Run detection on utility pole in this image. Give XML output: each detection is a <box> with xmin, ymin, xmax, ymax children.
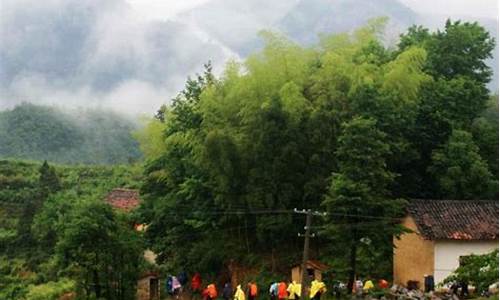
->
<box><xmin>295</xmin><ymin>209</ymin><xmax>326</xmax><ymax>300</ymax></box>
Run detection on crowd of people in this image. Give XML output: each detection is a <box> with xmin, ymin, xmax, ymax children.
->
<box><xmin>163</xmin><ymin>273</ymin><xmax>483</xmax><ymax>300</ymax></box>
<box><xmin>163</xmin><ymin>273</ymin><xmax>328</xmax><ymax>300</ymax></box>
<box><xmin>206</xmin><ymin>279</ymin><xmax>327</xmax><ymax>300</ymax></box>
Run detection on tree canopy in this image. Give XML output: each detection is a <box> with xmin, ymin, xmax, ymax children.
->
<box><xmin>135</xmin><ymin>18</ymin><xmax>498</xmax><ymax>281</ymax></box>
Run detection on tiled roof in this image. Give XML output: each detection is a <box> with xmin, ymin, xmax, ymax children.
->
<box><xmin>106</xmin><ymin>188</ymin><xmax>140</xmax><ymax>212</ymax></box>
<box><xmin>138</xmin><ymin>271</ymin><xmax>159</xmax><ymax>280</ymax></box>
<box><xmin>293</xmin><ymin>260</ymin><xmax>330</xmax><ymax>271</ymax></box>
<box><xmin>307</xmin><ymin>260</ymin><xmax>330</xmax><ymax>271</ymax></box>
<box><xmin>408</xmin><ymin>199</ymin><xmax>499</xmax><ymax>240</ymax></box>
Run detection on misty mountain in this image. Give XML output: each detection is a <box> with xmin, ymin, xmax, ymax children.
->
<box><xmin>277</xmin><ymin>0</ymin><xmax>417</xmax><ymax>45</ymax></box>
<box><xmin>180</xmin><ymin>0</ymin><xmax>416</xmax><ymax>55</ymax></box>
<box><xmin>0</xmin><ymin>0</ymin><xmax>227</xmax><ymax>92</ymax></box>
<box><xmin>181</xmin><ymin>0</ymin><xmax>498</xmax><ymax>90</ymax></box>
<box><xmin>0</xmin><ymin>0</ymin><xmax>498</xmax><ymax>115</ymax></box>
<box><xmin>178</xmin><ymin>0</ymin><xmax>298</xmax><ymax>56</ymax></box>
<box><xmin>0</xmin><ymin>0</ymin><xmax>228</xmax><ymax>113</ymax></box>
<box><xmin>0</xmin><ymin>104</ymin><xmax>141</xmax><ymax>164</ymax></box>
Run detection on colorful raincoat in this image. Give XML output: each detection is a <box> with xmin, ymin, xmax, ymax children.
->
<box><xmin>191</xmin><ymin>273</ymin><xmax>202</xmax><ymax>291</ymax></box>
<box><xmin>363</xmin><ymin>280</ymin><xmax>374</xmax><ymax>290</ymax></box>
<box><xmin>249</xmin><ymin>283</ymin><xmax>258</xmax><ymax>297</ymax></box>
<box><xmin>269</xmin><ymin>283</ymin><xmax>278</xmax><ymax>296</ymax></box>
<box><xmin>235</xmin><ymin>285</ymin><xmax>246</xmax><ymax>300</ymax></box>
<box><xmin>309</xmin><ymin>280</ymin><xmax>327</xmax><ymax>298</ymax></box>
<box><xmin>287</xmin><ymin>281</ymin><xmax>302</xmax><ymax>299</ymax></box>
<box><xmin>278</xmin><ymin>282</ymin><xmax>288</xmax><ymax>299</ymax></box>
<box><xmin>207</xmin><ymin>284</ymin><xmax>217</xmax><ymax>299</ymax></box>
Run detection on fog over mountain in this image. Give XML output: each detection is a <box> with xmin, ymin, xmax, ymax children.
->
<box><xmin>0</xmin><ymin>0</ymin><xmax>228</xmax><ymax>114</ymax></box>
<box><xmin>0</xmin><ymin>0</ymin><xmax>497</xmax><ymax>116</ymax></box>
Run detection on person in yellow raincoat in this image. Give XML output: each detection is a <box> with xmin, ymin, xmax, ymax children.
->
<box><xmin>287</xmin><ymin>281</ymin><xmax>301</xmax><ymax>300</ymax></box>
<box><xmin>310</xmin><ymin>279</ymin><xmax>327</xmax><ymax>300</ymax></box>
<box><xmin>363</xmin><ymin>280</ymin><xmax>374</xmax><ymax>291</ymax></box>
<box><xmin>235</xmin><ymin>284</ymin><xmax>246</xmax><ymax>300</ymax></box>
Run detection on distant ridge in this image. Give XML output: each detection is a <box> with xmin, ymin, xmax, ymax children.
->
<box><xmin>0</xmin><ymin>103</ymin><xmax>142</xmax><ymax>164</ymax></box>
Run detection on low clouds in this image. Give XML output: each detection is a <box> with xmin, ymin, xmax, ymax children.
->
<box><xmin>0</xmin><ymin>0</ymin><xmax>497</xmax><ymax>116</ymax></box>
<box><xmin>0</xmin><ymin>0</ymin><xmax>230</xmax><ymax>115</ymax></box>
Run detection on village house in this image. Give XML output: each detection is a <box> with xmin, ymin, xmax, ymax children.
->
<box><xmin>137</xmin><ymin>272</ymin><xmax>161</xmax><ymax>300</ymax></box>
<box><xmin>291</xmin><ymin>260</ymin><xmax>330</xmax><ymax>283</ymax></box>
<box><xmin>393</xmin><ymin>199</ymin><xmax>499</xmax><ymax>288</ymax></box>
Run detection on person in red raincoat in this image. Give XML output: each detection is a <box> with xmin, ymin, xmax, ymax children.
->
<box><xmin>278</xmin><ymin>281</ymin><xmax>288</xmax><ymax>300</ymax></box>
<box><xmin>192</xmin><ymin>273</ymin><xmax>202</xmax><ymax>292</ymax></box>
<box><xmin>378</xmin><ymin>279</ymin><xmax>389</xmax><ymax>289</ymax></box>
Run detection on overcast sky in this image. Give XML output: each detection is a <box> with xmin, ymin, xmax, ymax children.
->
<box><xmin>0</xmin><ymin>0</ymin><xmax>498</xmax><ymax>116</ymax></box>
<box><xmin>400</xmin><ymin>0</ymin><xmax>498</xmax><ymax>19</ymax></box>
<box><xmin>126</xmin><ymin>0</ymin><xmax>499</xmax><ymax>21</ymax></box>
<box><xmin>126</xmin><ymin>0</ymin><xmax>211</xmax><ymax>20</ymax></box>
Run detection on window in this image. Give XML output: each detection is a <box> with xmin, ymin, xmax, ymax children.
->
<box><xmin>307</xmin><ymin>268</ymin><xmax>315</xmax><ymax>277</ymax></box>
<box><xmin>459</xmin><ymin>255</ymin><xmax>472</xmax><ymax>267</ymax></box>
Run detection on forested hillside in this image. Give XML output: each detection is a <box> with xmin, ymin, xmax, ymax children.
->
<box><xmin>0</xmin><ymin>104</ymin><xmax>142</xmax><ymax>164</ymax></box>
<box><xmin>0</xmin><ymin>18</ymin><xmax>498</xmax><ymax>299</ymax></box>
<box><xmin>0</xmin><ymin>159</ymin><xmax>144</xmax><ymax>299</ymax></box>
<box><xmin>135</xmin><ymin>19</ymin><xmax>499</xmax><ymax>288</ymax></box>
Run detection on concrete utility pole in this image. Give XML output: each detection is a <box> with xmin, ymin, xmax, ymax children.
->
<box><xmin>295</xmin><ymin>209</ymin><xmax>326</xmax><ymax>300</ymax></box>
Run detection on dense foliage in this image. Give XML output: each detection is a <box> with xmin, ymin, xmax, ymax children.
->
<box><xmin>0</xmin><ymin>160</ymin><xmax>144</xmax><ymax>299</ymax></box>
<box><xmin>444</xmin><ymin>249</ymin><xmax>499</xmax><ymax>294</ymax></box>
<box><xmin>135</xmin><ymin>19</ymin><xmax>498</xmax><ymax>285</ymax></box>
<box><xmin>0</xmin><ymin>103</ymin><xmax>142</xmax><ymax>164</ymax></box>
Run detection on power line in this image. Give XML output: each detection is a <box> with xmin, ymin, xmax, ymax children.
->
<box><xmin>325</xmin><ymin>212</ymin><xmax>402</xmax><ymax>221</ymax></box>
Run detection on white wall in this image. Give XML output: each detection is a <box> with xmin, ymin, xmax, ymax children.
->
<box><xmin>434</xmin><ymin>240</ymin><xmax>498</xmax><ymax>284</ymax></box>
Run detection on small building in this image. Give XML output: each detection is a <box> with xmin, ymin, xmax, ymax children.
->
<box><xmin>291</xmin><ymin>260</ymin><xmax>330</xmax><ymax>283</ymax></box>
<box><xmin>393</xmin><ymin>200</ymin><xmax>499</xmax><ymax>288</ymax></box>
<box><xmin>137</xmin><ymin>272</ymin><xmax>160</xmax><ymax>300</ymax></box>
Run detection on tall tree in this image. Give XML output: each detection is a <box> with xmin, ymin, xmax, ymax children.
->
<box><xmin>39</xmin><ymin>160</ymin><xmax>61</xmax><ymax>197</ymax></box>
<box><xmin>428</xmin><ymin>130</ymin><xmax>497</xmax><ymax>200</ymax></box>
<box><xmin>56</xmin><ymin>199</ymin><xmax>142</xmax><ymax>299</ymax></box>
<box><xmin>399</xmin><ymin>20</ymin><xmax>495</xmax><ymax>84</ymax></box>
<box><xmin>322</xmin><ymin>117</ymin><xmax>405</xmax><ymax>292</ymax></box>
<box><xmin>397</xmin><ymin>19</ymin><xmax>496</xmax><ymax>198</ymax></box>
<box><xmin>16</xmin><ymin>161</ymin><xmax>61</xmax><ymax>251</ymax></box>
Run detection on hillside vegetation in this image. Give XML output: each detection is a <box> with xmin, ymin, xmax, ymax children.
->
<box><xmin>0</xmin><ymin>159</ymin><xmax>144</xmax><ymax>299</ymax></box>
<box><xmin>0</xmin><ymin>104</ymin><xmax>142</xmax><ymax>164</ymax></box>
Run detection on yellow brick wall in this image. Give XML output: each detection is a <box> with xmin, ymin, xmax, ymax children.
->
<box><xmin>291</xmin><ymin>266</ymin><xmax>301</xmax><ymax>283</ymax></box>
<box><xmin>393</xmin><ymin>216</ymin><xmax>434</xmax><ymax>288</ymax></box>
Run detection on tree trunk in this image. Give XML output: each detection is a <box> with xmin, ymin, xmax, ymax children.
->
<box><xmin>347</xmin><ymin>240</ymin><xmax>357</xmax><ymax>294</ymax></box>
<box><xmin>244</xmin><ymin>218</ymin><xmax>250</xmax><ymax>254</ymax></box>
<box><xmin>93</xmin><ymin>252</ymin><xmax>101</xmax><ymax>298</ymax></box>
<box><xmin>271</xmin><ymin>247</ymin><xmax>276</xmax><ymax>273</ymax></box>
<box><xmin>93</xmin><ymin>269</ymin><xmax>101</xmax><ymax>298</ymax></box>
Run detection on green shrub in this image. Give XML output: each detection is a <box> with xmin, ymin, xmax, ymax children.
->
<box><xmin>444</xmin><ymin>249</ymin><xmax>499</xmax><ymax>294</ymax></box>
<box><xmin>25</xmin><ymin>278</ymin><xmax>75</xmax><ymax>300</ymax></box>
